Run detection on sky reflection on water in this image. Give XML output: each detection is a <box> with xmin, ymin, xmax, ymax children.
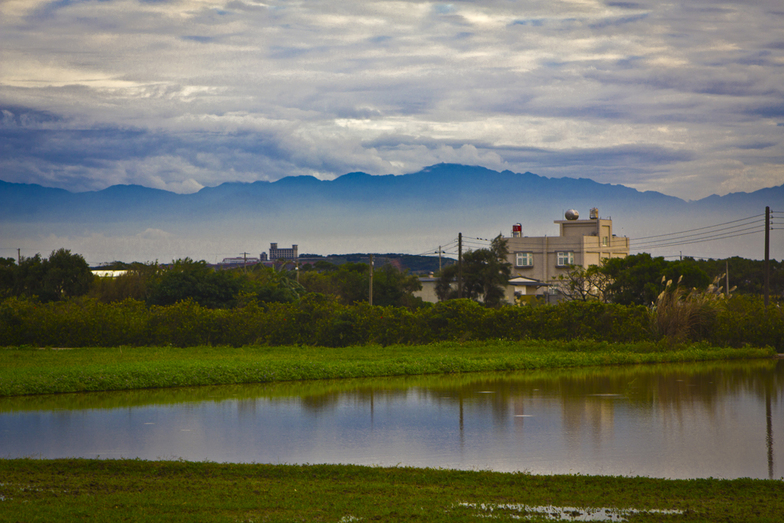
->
<box><xmin>1</xmin><ymin>360</ymin><xmax>782</xmax><ymax>479</ymax></box>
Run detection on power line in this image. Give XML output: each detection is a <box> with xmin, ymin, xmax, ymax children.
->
<box><xmin>630</xmin><ymin>214</ymin><xmax>764</xmax><ymax>241</ymax></box>
<box><xmin>412</xmin><ymin>238</ymin><xmax>460</xmax><ymax>257</ymax></box>
<box><xmin>630</xmin><ymin>214</ymin><xmax>770</xmax><ymax>251</ymax></box>
<box><xmin>633</xmin><ymin>222</ymin><xmax>765</xmax><ymax>247</ymax></box>
<box><xmin>633</xmin><ymin>228</ymin><xmax>764</xmax><ymax>250</ymax></box>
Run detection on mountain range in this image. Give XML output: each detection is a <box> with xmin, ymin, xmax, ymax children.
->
<box><xmin>2</xmin><ymin>164</ymin><xmax>781</xmax><ymax>264</ymax></box>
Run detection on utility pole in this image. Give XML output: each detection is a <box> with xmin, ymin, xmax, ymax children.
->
<box><xmin>438</xmin><ymin>246</ymin><xmax>442</xmax><ymax>272</ymax></box>
<box><xmin>764</xmin><ymin>206</ymin><xmax>770</xmax><ymax>307</ymax></box>
<box><xmin>17</xmin><ymin>248</ymin><xmax>21</xmax><ymax>265</ymax></box>
<box><xmin>725</xmin><ymin>260</ymin><xmax>730</xmax><ymax>298</ymax></box>
<box><xmin>458</xmin><ymin>233</ymin><xmax>463</xmax><ymax>299</ymax></box>
<box><xmin>240</xmin><ymin>252</ymin><xmax>250</xmax><ymax>273</ymax></box>
<box><xmin>369</xmin><ymin>254</ymin><xmax>374</xmax><ymax>306</ymax></box>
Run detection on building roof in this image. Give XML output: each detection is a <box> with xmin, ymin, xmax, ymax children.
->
<box><xmin>508</xmin><ymin>276</ymin><xmax>548</xmax><ymax>287</ymax></box>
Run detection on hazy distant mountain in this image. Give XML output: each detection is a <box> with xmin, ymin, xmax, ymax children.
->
<box><xmin>2</xmin><ymin>164</ymin><xmax>781</xmax><ymax>264</ymax></box>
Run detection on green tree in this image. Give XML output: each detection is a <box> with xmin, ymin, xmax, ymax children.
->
<box><xmin>0</xmin><ymin>257</ymin><xmax>16</xmax><ymax>299</ymax></box>
<box><xmin>299</xmin><ymin>260</ymin><xmax>423</xmax><ymax>307</ymax></box>
<box><xmin>12</xmin><ymin>253</ymin><xmax>46</xmax><ymax>299</ymax></box>
<box><xmin>147</xmin><ymin>258</ymin><xmax>241</xmax><ymax>308</ymax></box>
<box><xmin>43</xmin><ymin>248</ymin><xmax>94</xmax><ymax>300</ymax></box>
<box><xmin>372</xmin><ymin>264</ymin><xmax>423</xmax><ymax>307</ymax></box>
<box><xmin>664</xmin><ymin>258</ymin><xmax>711</xmax><ymax>291</ymax></box>
<box><xmin>89</xmin><ymin>262</ymin><xmax>160</xmax><ymax>303</ymax></box>
<box><xmin>436</xmin><ymin>235</ymin><xmax>512</xmax><ymax>307</ymax></box>
<box><xmin>299</xmin><ymin>262</ymin><xmax>369</xmax><ymax>304</ymax></box>
<box><xmin>10</xmin><ymin>249</ymin><xmax>93</xmax><ymax>302</ymax></box>
<box><xmin>601</xmin><ymin>253</ymin><xmax>669</xmax><ymax>306</ymax></box>
<box><xmin>554</xmin><ymin>264</ymin><xmax>612</xmax><ymax>302</ymax></box>
<box><xmin>242</xmin><ymin>265</ymin><xmax>306</xmax><ymax>304</ymax></box>
<box><xmin>694</xmin><ymin>256</ymin><xmax>783</xmax><ymax>297</ymax></box>
<box><xmin>601</xmin><ymin>253</ymin><xmax>711</xmax><ymax>306</ymax></box>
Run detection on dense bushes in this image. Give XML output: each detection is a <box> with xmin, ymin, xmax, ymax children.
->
<box><xmin>2</xmin><ymin>295</ymin><xmax>781</xmax><ymax>350</ymax></box>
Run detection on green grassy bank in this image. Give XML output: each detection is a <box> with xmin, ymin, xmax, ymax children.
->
<box><xmin>1</xmin><ymin>340</ymin><xmax>776</xmax><ymax>397</ymax></box>
<box><xmin>1</xmin><ymin>459</ymin><xmax>782</xmax><ymax>522</ymax></box>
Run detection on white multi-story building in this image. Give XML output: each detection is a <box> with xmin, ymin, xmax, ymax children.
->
<box><xmin>505</xmin><ymin>208</ymin><xmax>629</xmax><ymax>296</ymax></box>
<box><xmin>269</xmin><ymin>243</ymin><xmax>298</xmax><ymax>261</ymax></box>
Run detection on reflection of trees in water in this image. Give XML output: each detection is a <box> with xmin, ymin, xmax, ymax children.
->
<box><xmin>4</xmin><ymin>358</ymin><xmax>780</xmax><ymax>477</ymax></box>
<box><xmin>290</xmin><ymin>360</ymin><xmax>781</xmax><ymax>431</ymax></box>
<box><xmin>6</xmin><ymin>360</ymin><xmax>780</xmax><ymax>416</ymax></box>
<box><xmin>279</xmin><ymin>360</ymin><xmax>783</xmax><ymax>476</ymax></box>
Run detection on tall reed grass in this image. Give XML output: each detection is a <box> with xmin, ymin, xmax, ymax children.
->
<box><xmin>650</xmin><ymin>275</ymin><xmax>729</xmax><ymax>344</ymax></box>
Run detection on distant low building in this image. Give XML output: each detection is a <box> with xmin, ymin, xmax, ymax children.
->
<box><xmin>414</xmin><ymin>277</ymin><xmax>441</xmax><ymax>303</ymax></box>
<box><xmin>220</xmin><ymin>257</ymin><xmax>260</xmax><ymax>266</ymax></box>
<box><xmin>506</xmin><ymin>276</ymin><xmax>549</xmax><ymax>303</ymax></box>
<box><xmin>415</xmin><ymin>274</ymin><xmax>547</xmax><ymax>304</ymax></box>
<box><xmin>91</xmin><ymin>270</ymin><xmax>128</xmax><ymax>278</ymax></box>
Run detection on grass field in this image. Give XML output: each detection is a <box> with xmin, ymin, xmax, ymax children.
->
<box><xmin>1</xmin><ymin>459</ymin><xmax>782</xmax><ymax>522</ymax></box>
<box><xmin>1</xmin><ymin>340</ymin><xmax>775</xmax><ymax>397</ymax></box>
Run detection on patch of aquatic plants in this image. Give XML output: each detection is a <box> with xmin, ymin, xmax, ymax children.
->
<box><xmin>0</xmin><ymin>341</ymin><xmax>774</xmax><ymax>397</ymax></box>
<box><xmin>1</xmin><ymin>459</ymin><xmax>782</xmax><ymax>522</ymax></box>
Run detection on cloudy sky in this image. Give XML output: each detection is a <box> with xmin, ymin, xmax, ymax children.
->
<box><xmin>2</xmin><ymin>0</ymin><xmax>783</xmax><ymax>201</ymax></box>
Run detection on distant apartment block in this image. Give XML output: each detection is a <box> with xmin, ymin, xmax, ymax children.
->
<box><xmin>505</xmin><ymin>207</ymin><xmax>629</xmax><ymax>296</ymax></box>
<box><xmin>269</xmin><ymin>243</ymin><xmax>298</xmax><ymax>260</ymax></box>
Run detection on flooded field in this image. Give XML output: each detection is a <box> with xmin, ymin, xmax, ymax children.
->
<box><xmin>2</xmin><ymin>359</ymin><xmax>782</xmax><ymax>479</ymax></box>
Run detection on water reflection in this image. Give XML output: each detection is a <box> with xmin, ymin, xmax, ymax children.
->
<box><xmin>1</xmin><ymin>359</ymin><xmax>782</xmax><ymax>479</ymax></box>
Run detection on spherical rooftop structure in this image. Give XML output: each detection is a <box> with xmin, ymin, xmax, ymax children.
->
<box><xmin>565</xmin><ymin>209</ymin><xmax>579</xmax><ymax>220</ymax></box>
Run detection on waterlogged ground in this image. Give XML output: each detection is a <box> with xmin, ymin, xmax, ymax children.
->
<box><xmin>1</xmin><ymin>359</ymin><xmax>782</xmax><ymax>480</ymax></box>
<box><xmin>2</xmin><ymin>460</ymin><xmax>781</xmax><ymax>522</ymax></box>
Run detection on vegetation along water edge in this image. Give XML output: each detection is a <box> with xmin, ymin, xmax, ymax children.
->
<box><xmin>1</xmin><ymin>459</ymin><xmax>782</xmax><ymax>522</ymax></box>
<box><xmin>0</xmin><ymin>340</ymin><xmax>776</xmax><ymax>397</ymax></box>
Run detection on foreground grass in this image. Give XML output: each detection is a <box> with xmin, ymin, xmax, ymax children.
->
<box><xmin>0</xmin><ymin>340</ymin><xmax>776</xmax><ymax>397</ymax></box>
<box><xmin>1</xmin><ymin>459</ymin><xmax>782</xmax><ymax>522</ymax></box>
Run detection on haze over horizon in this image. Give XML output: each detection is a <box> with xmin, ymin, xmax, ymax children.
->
<box><xmin>2</xmin><ymin>0</ymin><xmax>784</xmax><ymax>202</ymax></box>
<box><xmin>3</xmin><ymin>164</ymin><xmax>781</xmax><ymax>266</ymax></box>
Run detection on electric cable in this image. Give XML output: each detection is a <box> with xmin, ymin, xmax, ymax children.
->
<box><xmin>631</xmin><ymin>214</ymin><xmax>764</xmax><ymax>241</ymax></box>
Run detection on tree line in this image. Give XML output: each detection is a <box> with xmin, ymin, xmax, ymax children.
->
<box><xmin>555</xmin><ymin>252</ymin><xmax>783</xmax><ymax>306</ymax></box>
<box><xmin>0</xmin><ymin>250</ymin><xmax>423</xmax><ymax>309</ymax></box>
<box><xmin>1</xmin><ymin>245</ymin><xmax>780</xmax><ymax>310</ymax></box>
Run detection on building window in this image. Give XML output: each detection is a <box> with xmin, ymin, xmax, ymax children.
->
<box><xmin>515</xmin><ymin>252</ymin><xmax>533</xmax><ymax>267</ymax></box>
<box><xmin>557</xmin><ymin>251</ymin><xmax>574</xmax><ymax>267</ymax></box>
<box><xmin>602</xmin><ymin>236</ymin><xmax>609</xmax><ymax>246</ymax></box>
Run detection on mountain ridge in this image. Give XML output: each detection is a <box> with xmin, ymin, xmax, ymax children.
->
<box><xmin>6</xmin><ymin>164</ymin><xmax>780</xmax><ymax>204</ymax></box>
<box><xmin>2</xmin><ymin>164</ymin><xmax>781</xmax><ymax>262</ymax></box>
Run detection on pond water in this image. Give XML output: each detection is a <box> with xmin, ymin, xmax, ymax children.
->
<box><xmin>1</xmin><ymin>359</ymin><xmax>782</xmax><ymax>479</ymax></box>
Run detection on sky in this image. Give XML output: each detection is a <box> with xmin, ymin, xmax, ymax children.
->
<box><xmin>2</xmin><ymin>0</ymin><xmax>783</xmax><ymax>202</ymax></box>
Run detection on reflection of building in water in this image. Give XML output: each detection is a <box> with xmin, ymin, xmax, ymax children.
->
<box><xmin>561</xmin><ymin>396</ymin><xmax>616</xmax><ymax>450</ymax></box>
